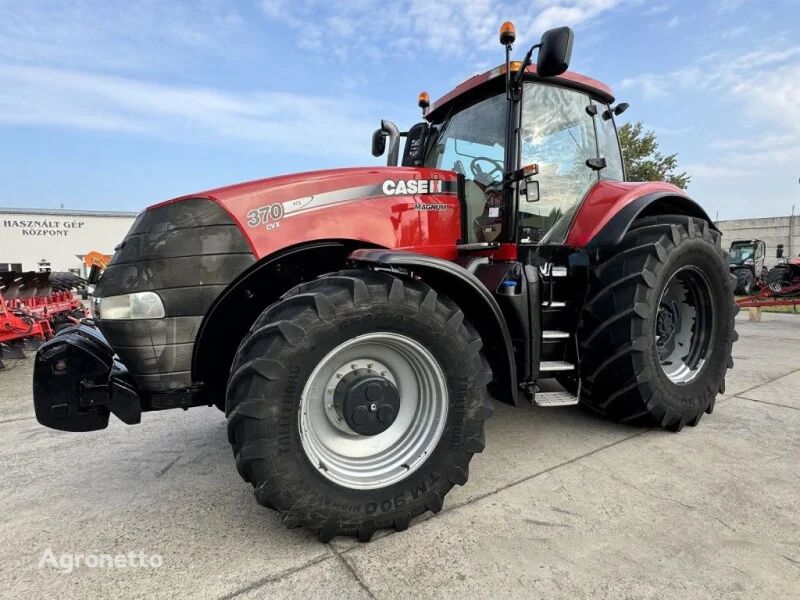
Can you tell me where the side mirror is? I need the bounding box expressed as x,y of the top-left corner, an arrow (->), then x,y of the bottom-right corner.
614,102 -> 630,116
371,129 -> 386,157
536,27 -> 574,78
522,179 -> 540,203
777,244 -> 784,259
507,164 -> 540,202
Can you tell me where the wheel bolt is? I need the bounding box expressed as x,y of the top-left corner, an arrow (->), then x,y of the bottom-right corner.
336,373 -> 342,379
367,363 -> 374,369
369,403 -> 377,412
380,371 -> 387,377
351,363 -> 357,369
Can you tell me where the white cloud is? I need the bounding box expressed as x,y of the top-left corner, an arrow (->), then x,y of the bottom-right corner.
720,25 -> 750,38
0,1 -> 244,74
620,38 -> 800,218
259,0 -> 624,59
643,4 -> 669,16
717,0 -> 748,12
0,64 -> 381,159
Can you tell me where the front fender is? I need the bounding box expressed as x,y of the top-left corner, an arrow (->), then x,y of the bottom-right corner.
350,248 -> 518,405
566,181 -> 716,249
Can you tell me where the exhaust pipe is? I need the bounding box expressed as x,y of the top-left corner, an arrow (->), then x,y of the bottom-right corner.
371,120 -> 401,167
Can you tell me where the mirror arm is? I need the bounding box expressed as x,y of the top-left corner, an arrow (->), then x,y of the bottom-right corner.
513,43 -> 541,88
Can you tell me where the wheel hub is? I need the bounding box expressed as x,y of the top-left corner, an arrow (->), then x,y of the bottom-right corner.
333,368 -> 400,435
656,300 -> 680,358
655,267 -> 715,385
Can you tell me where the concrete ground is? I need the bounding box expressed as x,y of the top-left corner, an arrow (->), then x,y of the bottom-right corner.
0,313 -> 798,600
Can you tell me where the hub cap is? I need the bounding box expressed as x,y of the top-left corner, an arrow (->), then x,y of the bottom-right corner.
299,332 -> 448,490
333,368 -> 400,435
656,266 -> 715,384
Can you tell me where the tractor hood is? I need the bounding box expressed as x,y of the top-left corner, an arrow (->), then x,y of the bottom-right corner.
94,166 -> 462,394
157,166 -> 463,260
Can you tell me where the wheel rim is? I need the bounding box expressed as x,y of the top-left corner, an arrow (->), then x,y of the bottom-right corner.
299,332 -> 448,490
655,266 -> 716,384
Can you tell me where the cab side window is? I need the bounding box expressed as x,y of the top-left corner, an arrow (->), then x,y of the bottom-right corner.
593,101 -> 625,182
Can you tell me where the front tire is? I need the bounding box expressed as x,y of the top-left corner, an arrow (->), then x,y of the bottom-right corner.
226,269 -> 493,541
577,215 -> 738,431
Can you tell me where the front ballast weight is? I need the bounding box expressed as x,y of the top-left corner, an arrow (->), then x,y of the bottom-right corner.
33,325 -> 141,432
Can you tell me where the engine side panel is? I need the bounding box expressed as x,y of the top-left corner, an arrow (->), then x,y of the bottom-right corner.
172,167 -> 463,260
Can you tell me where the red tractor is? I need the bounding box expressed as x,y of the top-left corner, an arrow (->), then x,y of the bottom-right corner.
32,23 -> 737,542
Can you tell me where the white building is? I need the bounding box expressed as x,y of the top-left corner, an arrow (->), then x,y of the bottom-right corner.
0,207 -> 137,274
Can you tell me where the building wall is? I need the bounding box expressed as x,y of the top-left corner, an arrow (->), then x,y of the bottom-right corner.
716,215 -> 800,267
0,208 -> 137,273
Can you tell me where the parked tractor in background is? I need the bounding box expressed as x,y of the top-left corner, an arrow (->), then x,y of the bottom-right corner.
31,23 -> 737,542
766,244 -> 800,296
729,239 -> 767,295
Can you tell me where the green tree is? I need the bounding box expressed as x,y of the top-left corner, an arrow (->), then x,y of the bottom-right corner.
618,122 -> 690,189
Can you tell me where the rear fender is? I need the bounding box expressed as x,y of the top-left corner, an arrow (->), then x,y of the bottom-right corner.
567,182 -> 716,250
350,249 -> 518,405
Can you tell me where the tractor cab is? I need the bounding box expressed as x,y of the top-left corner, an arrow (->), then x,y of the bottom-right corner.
375,23 -> 628,249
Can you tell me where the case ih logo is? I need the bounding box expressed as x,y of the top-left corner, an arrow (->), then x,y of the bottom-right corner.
381,179 -> 443,195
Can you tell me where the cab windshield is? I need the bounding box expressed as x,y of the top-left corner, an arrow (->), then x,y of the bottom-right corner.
729,243 -> 755,264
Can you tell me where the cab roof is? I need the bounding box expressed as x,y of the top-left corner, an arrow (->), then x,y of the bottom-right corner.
426,62 -> 615,121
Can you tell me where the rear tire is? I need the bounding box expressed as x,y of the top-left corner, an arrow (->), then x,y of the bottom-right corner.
226,269 -> 493,541
577,215 -> 738,431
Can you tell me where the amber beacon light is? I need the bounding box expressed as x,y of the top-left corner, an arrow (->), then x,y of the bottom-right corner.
499,21 -> 516,46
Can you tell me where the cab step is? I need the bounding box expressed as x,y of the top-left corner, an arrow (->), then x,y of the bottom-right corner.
542,330 -> 570,340
534,390 -> 579,407
539,264 -> 568,278
542,300 -> 566,308
539,360 -> 574,372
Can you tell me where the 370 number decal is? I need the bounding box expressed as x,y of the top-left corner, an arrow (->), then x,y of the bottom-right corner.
246,203 -> 284,230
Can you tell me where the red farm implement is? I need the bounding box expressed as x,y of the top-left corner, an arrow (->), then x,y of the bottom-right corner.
0,272 -> 86,368
736,283 -> 800,308
737,256 -> 800,313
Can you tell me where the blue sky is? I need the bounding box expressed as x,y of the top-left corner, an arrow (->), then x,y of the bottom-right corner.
1,0 -> 798,220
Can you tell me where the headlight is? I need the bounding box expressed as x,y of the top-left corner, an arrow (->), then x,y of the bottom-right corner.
92,292 -> 165,320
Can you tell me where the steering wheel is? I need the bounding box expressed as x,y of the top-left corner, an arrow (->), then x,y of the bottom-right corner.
470,157 -> 504,184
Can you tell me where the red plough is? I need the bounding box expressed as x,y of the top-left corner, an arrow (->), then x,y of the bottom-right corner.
0,272 -> 87,368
